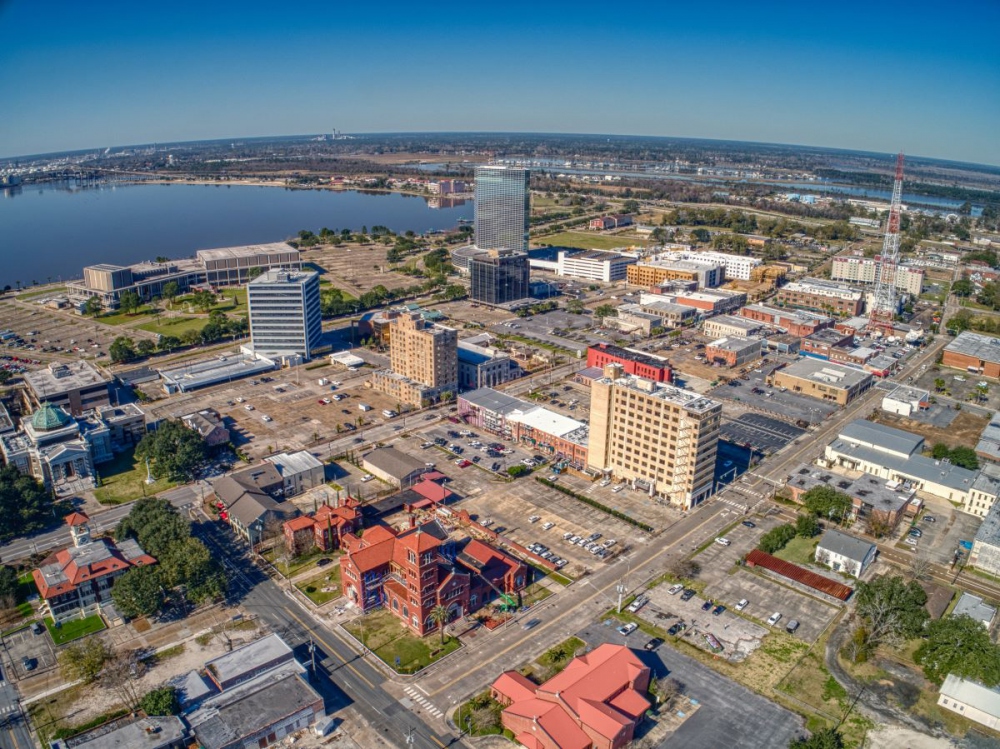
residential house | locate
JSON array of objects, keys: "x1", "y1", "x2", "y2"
[
  {"x1": 953, "y1": 592, "x2": 997, "y2": 629},
  {"x1": 815, "y1": 529, "x2": 877, "y2": 578},
  {"x1": 265, "y1": 450, "x2": 325, "y2": 496},
  {"x1": 182, "y1": 409, "x2": 230, "y2": 447}
]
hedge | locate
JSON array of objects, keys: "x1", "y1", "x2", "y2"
[{"x1": 535, "y1": 477, "x2": 654, "y2": 532}]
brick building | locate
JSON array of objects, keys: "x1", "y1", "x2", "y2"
[
  {"x1": 283, "y1": 499, "x2": 362, "y2": 556},
  {"x1": 586, "y1": 344, "x2": 672, "y2": 383},
  {"x1": 943, "y1": 332, "x2": 1000, "y2": 378}
]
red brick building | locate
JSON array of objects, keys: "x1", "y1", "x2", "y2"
[
  {"x1": 586, "y1": 344, "x2": 672, "y2": 383},
  {"x1": 491, "y1": 644, "x2": 651, "y2": 749},
  {"x1": 339, "y1": 520, "x2": 528, "y2": 636},
  {"x1": 283, "y1": 498, "x2": 362, "y2": 556}
]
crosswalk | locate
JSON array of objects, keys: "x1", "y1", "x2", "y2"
[
  {"x1": 402, "y1": 685, "x2": 443, "y2": 719},
  {"x1": 0, "y1": 702, "x2": 16, "y2": 716}
]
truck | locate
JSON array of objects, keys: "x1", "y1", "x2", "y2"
[
  {"x1": 318, "y1": 378, "x2": 329, "y2": 386},
  {"x1": 358, "y1": 403, "x2": 372, "y2": 412}
]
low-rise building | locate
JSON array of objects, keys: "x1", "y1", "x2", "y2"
[
  {"x1": 458, "y1": 338, "x2": 517, "y2": 390},
  {"x1": 33, "y1": 512, "x2": 156, "y2": 623},
  {"x1": 967, "y1": 464, "x2": 1000, "y2": 518},
  {"x1": 943, "y1": 331, "x2": 1000, "y2": 378},
  {"x1": 633, "y1": 300, "x2": 697, "y2": 329},
  {"x1": 815, "y1": 529, "x2": 877, "y2": 578},
  {"x1": 22, "y1": 361, "x2": 111, "y2": 415},
  {"x1": 182, "y1": 408, "x2": 230, "y2": 447},
  {"x1": 283, "y1": 499, "x2": 362, "y2": 556},
  {"x1": 768, "y1": 359, "x2": 873, "y2": 405},
  {"x1": 775, "y1": 278, "x2": 864, "y2": 317},
  {"x1": 556, "y1": 249, "x2": 637, "y2": 282},
  {"x1": 586, "y1": 344, "x2": 672, "y2": 383},
  {"x1": 507, "y1": 406, "x2": 589, "y2": 466},
  {"x1": 159, "y1": 351, "x2": 277, "y2": 394},
  {"x1": 953, "y1": 592, "x2": 996, "y2": 629},
  {"x1": 363, "y1": 446, "x2": 427, "y2": 487},
  {"x1": 971, "y1": 500, "x2": 1000, "y2": 576},
  {"x1": 938, "y1": 675, "x2": 1000, "y2": 730},
  {"x1": 49, "y1": 716, "x2": 188, "y2": 749},
  {"x1": 627, "y1": 259, "x2": 724, "y2": 289},
  {"x1": 785, "y1": 464, "x2": 918, "y2": 531},
  {"x1": 823, "y1": 420, "x2": 980, "y2": 506},
  {"x1": 213, "y1": 463, "x2": 299, "y2": 544},
  {"x1": 673, "y1": 289, "x2": 746, "y2": 316},
  {"x1": 264, "y1": 450, "x2": 325, "y2": 496},
  {"x1": 882, "y1": 385, "x2": 930, "y2": 417},
  {"x1": 701, "y1": 314, "x2": 765, "y2": 339},
  {"x1": 492, "y1": 644, "x2": 651, "y2": 749},
  {"x1": 801, "y1": 328, "x2": 856, "y2": 360},
  {"x1": 704, "y1": 337, "x2": 764, "y2": 368},
  {"x1": 739, "y1": 304, "x2": 833, "y2": 337},
  {"x1": 977, "y1": 414, "x2": 1000, "y2": 464}
]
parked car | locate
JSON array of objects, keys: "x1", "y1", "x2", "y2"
[
  {"x1": 923, "y1": 515, "x2": 936, "y2": 523},
  {"x1": 741, "y1": 520, "x2": 756, "y2": 528},
  {"x1": 616, "y1": 623, "x2": 638, "y2": 636},
  {"x1": 786, "y1": 620, "x2": 800, "y2": 633},
  {"x1": 909, "y1": 528, "x2": 923, "y2": 537},
  {"x1": 680, "y1": 589, "x2": 696, "y2": 601},
  {"x1": 701, "y1": 600, "x2": 713, "y2": 611},
  {"x1": 644, "y1": 638, "x2": 664, "y2": 651},
  {"x1": 626, "y1": 596, "x2": 648, "y2": 614},
  {"x1": 715, "y1": 537, "x2": 731, "y2": 547},
  {"x1": 712, "y1": 604, "x2": 726, "y2": 616},
  {"x1": 735, "y1": 598, "x2": 749, "y2": 611},
  {"x1": 767, "y1": 612, "x2": 782, "y2": 626},
  {"x1": 668, "y1": 583, "x2": 684, "y2": 595}
]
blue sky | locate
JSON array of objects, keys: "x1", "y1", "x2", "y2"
[{"x1": 1, "y1": 0, "x2": 998, "y2": 165}]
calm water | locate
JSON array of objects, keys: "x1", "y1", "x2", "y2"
[{"x1": 0, "y1": 183, "x2": 473, "y2": 288}]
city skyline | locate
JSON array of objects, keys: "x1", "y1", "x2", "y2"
[{"x1": 1, "y1": 1, "x2": 998, "y2": 165}]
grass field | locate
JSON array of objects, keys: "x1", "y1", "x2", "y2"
[
  {"x1": 137, "y1": 315, "x2": 207, "y2": 339},
  {"x1": 261, "y1": 549, "x2": 337, "y2": 579},
  {"x1": 295, "y1": 567, "x2": 341, "y2": 606},
  {"x1": 93, "y1": 449, "x2": 175, "y2": 505},
  {"x1": 97, "y1": 306, "x2": 155, "y2": 326},
  {"x1": 774, "y1": 536, "x2": 820, "y2": 567},
  {"x1": 46, "y1": 614, "x2": 105, "y2": 645},
  {"x1": 536, "y1": 231, "x2": 650, "y2": 251},
  {"x1": 345, "y1": 608, "x2": 461, "y2": 674}
]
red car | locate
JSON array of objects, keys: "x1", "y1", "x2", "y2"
[
  {"x1": 458, "y1": 459, "x2": 472, "y2": 468},
  {"x1": 318, "y1": 399, "x2": 327, "y2": 405}
]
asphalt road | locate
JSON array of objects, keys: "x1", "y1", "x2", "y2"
[
  {"x1": 0, "y1": 678, "x2": 31, "y2": 749},
  {"x1": 191, "y1": 517, "x2": 465, "y2": 749}
]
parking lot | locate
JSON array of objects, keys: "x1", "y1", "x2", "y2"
[
  {"x1": 1, "y1": 624, "x2": 57, "y2": 681},
  {"x1": 711, "y1": 364, "x2": 840, "y2": 426},
  {"x1": 721, "y1": 413, "x2": 807, "y2": 454},
  {"x1": 897, "y1": 498, "x2": 982, "y2": 565}
]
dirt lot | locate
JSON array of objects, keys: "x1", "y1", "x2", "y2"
[
  {"x1": 870, "y1": 407, "x2": 989, "y2": 451},
  {"x1": 303, "y1": 243, "x2": 420, "y2": 300}
]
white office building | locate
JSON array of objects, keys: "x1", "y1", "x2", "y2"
[
  {"x1": 556, "y1": 250, "x2": 637, "y2": 282},
  {"x1": 247, "y1": 269, "x2": 322, "y2": 361},
  {"x1": 831, "y1": 256, "x2": 925, "y2": 296}
]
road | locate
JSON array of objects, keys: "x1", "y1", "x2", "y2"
[
  {"x1": 191, "y1": 516, "x2": 465, "y2": 749},
  {"x1": 0, "y1": 676, "x2": 31, "y2": 749}
]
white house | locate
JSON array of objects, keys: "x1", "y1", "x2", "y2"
[
  {"x1": 953, "y1": 592, "x2": 997, "y2": 629},
  {"x1": 938, "y1": 674, "x2": 1000, "y2": 730},
  {"x1": 814, "y1": 529, "x2": 877, "y2": 578}
]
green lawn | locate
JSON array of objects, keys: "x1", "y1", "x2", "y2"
[
  {"x1": 93, "y1": 449, "x2": 176, "y2": 505},
  {"x1": 46, "y1": 614, "x2": 105, "y2": 645},
  {"x1": 521, "y1": 582, "x2": 553, "y2": 607},
  {"x1": 136, "y1": 315, "x2": 208, "y2": 339},
  {"x1": 295, "y1": 567, "x2": 341, "y2": 606},
  {"x1": 537, "y1": 636, "x2": 585, "y2": 670},
  {"x1": 345, "y1": 608, "x2": 461, "y2": 674},
  {"x1": 261, "y1": 548, "x2": 337, "y2": 579},
  {"x1": 536, "y1": 231, "x2": 650, "y2": 251},
  {"x1": 774, "y1": 535, "x2": 820, "y2": 567}
]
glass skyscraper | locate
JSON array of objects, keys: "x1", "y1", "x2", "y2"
[{"x1": 474, "y1": 165, "x2": 530, "y2": 252}]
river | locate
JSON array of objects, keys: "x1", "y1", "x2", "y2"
[{"x1": 0, "y1": 183, "x2": 473, "y2": 288}]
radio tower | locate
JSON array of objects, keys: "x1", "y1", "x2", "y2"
[{"x1": 868, "y1": 152, "x2": 905, "y2": 332}]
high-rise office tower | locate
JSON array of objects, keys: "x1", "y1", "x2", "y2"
[
  {"x1": 247, "y1": 269, "x2": 322, "y2": 360},
  {"x1": 474, "y1": 165, "x2": 530, "y2": 253}
]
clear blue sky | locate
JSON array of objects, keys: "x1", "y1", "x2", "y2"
[{"x1": 2, "y1": 0, "x2": 998, "y2": 165}]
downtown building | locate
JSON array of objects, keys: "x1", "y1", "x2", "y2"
[
  {"x1": 469, "y1": 249, "x2": 531, "y2": 306},
  {"x1": 247, "y1": 269, "x2": 322, "y2": 362},
  {"x1": 588, "y1": 364, "x2": 722, "y2": 509},
  {"x1": 775, "y1": 278, "x2": 864, "y2": 317},
  {"x1": 831, "y1": 255, "x2": 925, "y2": 296},
  {"x1": 469, "y1": 165, "x2": 531, "y2": 305},
  {"x1": 369, "y1": 313, "x2": 458, "y2": 407}
]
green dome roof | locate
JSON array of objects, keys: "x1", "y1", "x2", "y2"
[{"x1": 31, "y1": 402, "x2": 72, "y2": 431}]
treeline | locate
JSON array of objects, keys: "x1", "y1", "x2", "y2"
[{"x1": 815, "y1": 169, "x2": 1000, "y2": 205}]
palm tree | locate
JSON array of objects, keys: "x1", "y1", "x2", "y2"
[
  {"x1": 933, "y1": 378, "x2": 945, "y2": 393},
  {"x1": 429, "y1": 605, "x2": 450, "y2": 644}
]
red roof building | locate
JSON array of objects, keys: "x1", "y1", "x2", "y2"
[
  {"x1": 492, "y1": 644, "x2": 651, "y2": 749},
  {"x1": 32, "y1": 512, "x2": 156, "y2": 623},
  {"x1": 282, "y1": 498, "x2": 362, "y2": 556},
  {"x1": 744, "y1": 549, "x2": 853, "y2": 600},
  {"x1": 340, "y1": 520, "x2": 528, "y2": 637}
]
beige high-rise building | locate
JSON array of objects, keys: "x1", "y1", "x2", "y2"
[
  {"x1": 588, "y1": 364, "x2": 722, "y2": 509},
  {"x1": 370, "y1": 313, "x2": 458, "y2": 407}
]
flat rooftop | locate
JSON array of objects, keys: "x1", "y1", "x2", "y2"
[
  {"x1": 977, "y1": 415, "x2": 1000, "y2": 462},
  {"x1": 782, "y1": 278, "x2": 862, "y2": 299},
  {"x1": 205, "y1": 633, "x2": 293, "y2": 687},
  {"x1": 786, "y1": 464, "x2": 915, "y2": 515},
  {"x1": 248, "y1": 268, "x2": 317, "y2": 285},
  {"x1": 508, "y1": 406, "x2": 588, "y2": 445},
  {"x1": 708, "y1": 336, "x2": 762, "y2": 353},
  {"x1": 196, "y1": 242, "x2": 298, "y2": 262},
  {"x1": 602, "y1": 374, "x2": 720, "y2": 414},
  {"x1": 158, "y1": 352, "x2": 276, "y2": 392},
  {"x1": 589, "y1": 343, "x2": 670, "y2": 369},
  {"x1": 50, "y1": 716, "x2": 186, "y2": 749},
  {"x1": 945, "y1": 331, "x2": 1000, "y2": 364},
  {"x1": 886, "y1": 385, "x2": 931, "y2": 404},
  {"x1": 23, "y1": 361, "x2": 110, "y2": 398},
  {"x1": 776, "y1": 358, "x2": 871, "y2": 389},
  {"x1": 460, "y1": 387, "x2": 530, "y2": 415},
  {"x1": 705, "y1": 314, "x2": 762, "y2": 331},
  {"x1": 827, "y1": 438, "x2": 978, "y2": 492}
]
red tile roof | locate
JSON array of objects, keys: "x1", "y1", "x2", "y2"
[
  {"x1": 284, "y1": 516, "x2": 316, "y2": 532},
  {"x1": 345, "y1": 538, "x2": 395, "y2": 573},
  {"x1": 421, "y1": 470, "x2": 447, "y2": 482},
  {"x1": 64, "y1": 512, "x2": 90, "y2": 527},
  {"x1": 494, "y1": 671, "x2": 537, "y2": 704},
  {"x1": 503, "y1": 699, "x2": 591, "y2": 749},
  {"x1": 411, "y1": 480, "x2": 452, "y2": 503},
  {"x1": 745, "y1": 549, "x2": 853, "y2": 600}
]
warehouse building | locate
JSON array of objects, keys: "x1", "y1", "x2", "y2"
[
  {"x1": 943, "y1": 332, "x2": 1000, "y2": 378},
  {"x1": 705, "y1": 337, "x2": 764, "y2": 368},
  {"x1": 767, "y1": 359, "x2": 873, "y2": 405}
]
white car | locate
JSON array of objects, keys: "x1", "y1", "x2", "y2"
[
  {"x1": 735, "y1": 598, "x2": 749, "y2": 611},
  {"x1": 767, "y1": 612, "x2": 782, "y2": 626},
  {"x1": 244, "y1": 404, "x2": 255, "y2": 411},
  {"x1": 667, "y1": 584, "x2": 684, "y2": 595},
  {"x1": 715, "y1": 537, "x2": 731, "y2": 547},
  {"x1": 617, "y1": 622, "x2": 638, "y2": 636},
  {"x1": 261, "y1": 415, "x2": 272, "y2": 422},
  {"x1": 361, "y1": 474, "x2": 375, "y2": 482},
  {"x1": 542, "y1": 522, "x2": 554, "y2": 530}
]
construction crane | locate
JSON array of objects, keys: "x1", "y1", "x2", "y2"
[{"x1": 868, "y1": 153, "x2": 905, "y2": 332}]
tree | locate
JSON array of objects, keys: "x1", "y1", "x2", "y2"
[
  {"x1": 933, "y1": 378, "x2": 946, "y2": 393},
  {"x1": 100, "y1": 648, "x2": 145, "y2": 712},
  {"x1": 192, "y1": 290, "x2": 216, "y2": 314},
  {"x1": 864, "y1": 514, "x2": 893, "y2": 540},
  {"x1": 109, "y1": 335, "x2": 138, "y2": 363},
  {"x1": 950, "y1": 445, "x2": 979, "y2": 470},
  {"x1": 795, "y1": 514, "x2": 820, "y2": 538},
  {"x1": 0, "y1": 565, "x2": 18, "y2": 611},
  {"x1": 916, "y1": 614, "x2": 1000, "y2": 686},
  {"x1": 691, "y1": 228, "x2": 711, "y2": 243},
  {"x1": 59, "y1": 637, "x2": 111, "y2": 683},
  {"x1": 119, "y1": 290, "x2": 142, "y2": 316},
  {"x1": 789, "y1": 729, "x2": 845, "y2": 749},
  {"x1": 134, "y1": 419, "x2": 208, "y2": 481},
  {"x1": 161, "y1": 281, "x2": 179, "y2": 307},
  {"x1": 136, "y1": 339, "x2": 156, "y2": 357},
  {"x1": 668, "y1": 557, "x2": 700, "y2": 580},
  {"x1": 654, "y1": 676, "x2": 684, "y2": 706},
  {"x1": 429, "y1": 605, "x2": 450, "y2": 644},
  {"x1": 0, "y1": 465, "x2": 51, "y2": 542},
  {"x1": 470, "y1": 705, "x2": 499, "y2": 732},
  {"x1": 758, "y1": 524, "x2": 796, "y2": 554},
  {"x1": 951, "y1": 277, "x2": 974, "y2": 297},
  {"x1": 83, "y1": 296, "x2": 103, "y2": 317},
  {"x1": 507, "y1": 465, "x2": 529, "y2": 478},
  {"x1": 140, "y1": 686, "x2": 180, "y2": 716},
  {"x1": 0, "y1": 370, "x2": 10, "y2": 387},
  {"x1": 566, "y1": 299, "x2": 586, "y2": 315},
  {"x1": 854, "y1": 575, "x2": 928, "y2": 649},
  {"x1": 594, "y1": 304, "x2": 618, "y2": 320},
  {"x1": 931, "y1": 443, "x2": 950, "y2": 459},
  {"x1": 111, "y1": 566, "x2": 163, "y2": 619},
  {"x1": 623, "y1": 199, "x2": 640, "y2": 214},
  {"x1": 800, "y1": 485, "x2": 851, "y2": 522}
]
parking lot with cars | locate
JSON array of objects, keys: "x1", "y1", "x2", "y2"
[
  {"x1": 1, "y1": 623, "x2": 56, "y2": 681},
  {"x1": 895, "y1": 499, "x2": 981, "y2": 565}
]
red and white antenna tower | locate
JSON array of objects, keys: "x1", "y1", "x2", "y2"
[{"x1": 868, "y1": 152, "x2": 905, "y2": 332}]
